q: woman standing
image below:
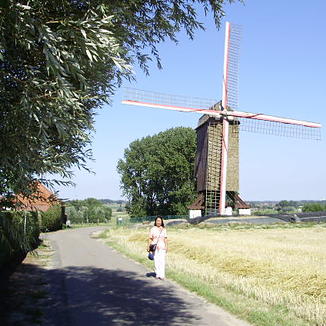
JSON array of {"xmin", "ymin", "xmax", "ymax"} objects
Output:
[{"xmin": 148, "ymin": 216, "xmax": 168, "ymax": 280}]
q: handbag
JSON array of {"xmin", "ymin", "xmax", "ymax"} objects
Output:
[
  {"xmin": 147, "ymin": 229, "xmax": 163, "ymax": 260},
  {"xmin": 149, "ymin": 244, "xmax": 157, "ymax": 252}
]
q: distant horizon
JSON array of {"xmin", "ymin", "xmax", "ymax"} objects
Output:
[{"xmin": 61, "ymin": 197, "xmax": 326, "ymax": 203}]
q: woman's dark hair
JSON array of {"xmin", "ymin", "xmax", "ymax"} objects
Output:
[{"xmin": 154, "ymin": 216, "xmax": 164, "ymax": 227}]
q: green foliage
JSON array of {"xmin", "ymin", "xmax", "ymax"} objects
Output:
[
  {"xmin": 65, "ymin": 206, "xmax": 79, "ymax": 222},
  {"xmin": 302, "ymin": 203, "xmax": 326, "ymax": 212},
  {"xmin": 251, "ymin": 200, "xmax": 326, "ymax": 214},
  {"xmin": 40, "ymin": 205, "xmax": 62, "ymax": 232},
  {"xmin": 0, "ymin": 0, "xmax": 240, "ymax": 200},
  {"xmin": 66, "ymin": 198, "xmax": 112, "ymax": 223},
  {"xmin": 277, "ymin": 200, "xmax": 298, "ymax": 208},
  {"xmin": 254, "ymin": 208, "xmax": 278, "ymax": 216},
  {"xmin": 0, "ymin": 211, "xmax": 40, "ymax": 269},
  {"xmin": 266, "ymin": 200, "xmax": 298, "ymax": 214},
  {"xmin": 99, "ymin": 199, "xmax": 126, "ymax": 205},
  {"xmin": 83, "ymin": 198, "xmax": 103, "ymax": 208},
  {"xmin": 0, "ymin": 1, "xmax": 129, "ymax": 197},
  {"xmin": 117, "ymin": 127, "xmax": 197, "ymax": 217}
]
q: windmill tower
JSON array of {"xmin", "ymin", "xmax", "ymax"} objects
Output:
[
  {"xmin": 122, "ymin": 22, "xmax": 322, "ymax": 217},
  {"xmin": 190, "ymin": 112, "xmax": 243, "ymax": 216}
]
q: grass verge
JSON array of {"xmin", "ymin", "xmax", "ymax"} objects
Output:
[{"xmin": 1, "ymin": 239, "xmax": 54, "ymax": 325}]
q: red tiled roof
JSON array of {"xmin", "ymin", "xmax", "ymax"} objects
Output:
[{"xmin": 16, "ymin": 182, "xmax": 59, "ymax": 212}]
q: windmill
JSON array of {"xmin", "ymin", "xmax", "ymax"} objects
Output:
[{"xmin": 122, "ymin": 22, "xmax": 322, "ymax": 217}]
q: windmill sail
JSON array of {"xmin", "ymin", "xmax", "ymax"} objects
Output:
[
  {"xmin": 219, "ymin": 22, "xmax": 241, "ymax": 215},
  {"xmin": 122, "ymin": 88, "xmax": 322, "ymax": 140},
  {"xmin": 222, "ymin": 22, "xmax": 241, "ymax": 110}
]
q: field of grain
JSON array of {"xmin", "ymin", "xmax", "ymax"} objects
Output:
[{"xmin": 100, "ymin": 223, "xmax": 326, "ymax": 326}]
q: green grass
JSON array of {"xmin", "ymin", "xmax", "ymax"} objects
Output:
[{"xmin": 167, "ymin": 271, "xmax": 308, "ymax": 326}]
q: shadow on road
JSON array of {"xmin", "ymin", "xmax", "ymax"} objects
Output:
[{"xmin": 3, "ymin": 264, "xmax": 200, "ymax": 326}]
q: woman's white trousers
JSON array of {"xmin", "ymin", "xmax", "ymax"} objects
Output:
[{"xmin": 154, "ymin": 249, "xmax": 166, "ymax": 279}]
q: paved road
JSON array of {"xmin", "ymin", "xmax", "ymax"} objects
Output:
[{"xmin": 43, "ymin": 227, "xmax": 251, "ymax": 326}]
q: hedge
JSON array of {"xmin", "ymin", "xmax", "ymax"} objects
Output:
[
  {"xmin": 0, "ymin": 210, "xmax": 40, "ymax": 270},
  {"xmin": 39, "ymin": 204, "xmax": 63, "ymax": 232}
]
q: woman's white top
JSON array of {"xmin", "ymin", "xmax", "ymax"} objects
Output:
[{"xmin": 149, "ymin": 226, "xmax": 167, "ymax": 250}]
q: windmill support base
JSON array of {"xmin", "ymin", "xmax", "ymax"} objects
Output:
[
  {"xmin": 188, "ymin": 191, "xmax": 250, "ymax": 217},
  {"xmin": 189, "ymin": 209, "xmax": 202, "ymax": 219},
  {"xmin": 239, "ymin": 208, "xmax": 251, "ymax": 216}
]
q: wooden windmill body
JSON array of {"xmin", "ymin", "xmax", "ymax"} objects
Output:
[
  {"xmin": 122, "ymin": 22, "xmax": 321, "ymax": 217},
  {"xmin": 189, "ymin": 113, "xmax": 248, "ymax": 216}
]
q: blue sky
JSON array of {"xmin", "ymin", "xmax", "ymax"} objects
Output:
[{"xmin": 56, "ymin": 0, "xmax": 326, "ymax": 202}]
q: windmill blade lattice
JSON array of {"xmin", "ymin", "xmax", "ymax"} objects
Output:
[
  {"xmin": 238, "ymin": 118, "xmax": 321, "ymax": 140},
  {"xmin": 122, "ymin": 88, "xmax": 321, "ymax": 140},
  {"xmin": 123, "ymin": 87, "xmax": 217, "ymax": 110},
  {"xmin": 223, "ymin": 23, "xmax": 241, "ymax": 110}
]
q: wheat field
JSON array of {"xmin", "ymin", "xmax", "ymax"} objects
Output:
[{"xmin": 101, "ymin": 223, "xmax": 326, "ymax": 326}]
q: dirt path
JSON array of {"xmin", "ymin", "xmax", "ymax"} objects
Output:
[{"xmin": 40, "ymin": 226, "xmax": 251, "ymax": 326}]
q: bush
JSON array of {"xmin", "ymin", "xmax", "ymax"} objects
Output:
[
  {"xmin": 66, "ymin": 199, "xmax": 112, "ymax": 224},
  {"xmin": 302, "ymin": 203, "xmax": 326, "ymax": 212},
  {"xmin": 0, "ymin": 211, "xmax": 40, "ymax": 270},
  {"xmin": 85, "ymin": 206, "xmax": 112, "ymax": 223},
  {"xmin": 40, "ymin": 205, "xmax": 62, "ymax": 232}
]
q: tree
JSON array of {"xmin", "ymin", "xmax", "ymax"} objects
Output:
[
  {"xmin": 66, "ymin": 197, "xmax": 112, "ymax": 223},
  {"xmin": 86, "ymin": 206, "xmax": 112, "ymax": 223},
  {"xmin": 0, "ymin": 1, "xmax": 131, "ymax": 200},
  {"xmin": 0, "ymin": 0, "xmax": 240, "ymax": 201},
  {"xmin": 276, "ymin": 200, "xmax": 299, "ymax": 213},
  {"xmin": 83, "ymin": 198, "xmax": 103, "ymax": 209},
  {"xmin": 117, "ymin": 127, "xmax": 197, "ymax": 217},
  {"xmin": 302, "ymin": 203, "xmax": 326, "ymax": 213}
]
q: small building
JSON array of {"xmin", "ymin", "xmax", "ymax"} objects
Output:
[{"xmin": 16, "ymin": 182, "xmax": 60, "ymax": 212}]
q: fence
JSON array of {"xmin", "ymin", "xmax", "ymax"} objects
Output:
[{"xmin": 128, "ymin": 215, "xmax": 188, "ymax": 224}]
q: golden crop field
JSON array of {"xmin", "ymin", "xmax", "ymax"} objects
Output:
[{"xmin": 100, "ymin": 223, "xmax": 326, "ymax": 326}]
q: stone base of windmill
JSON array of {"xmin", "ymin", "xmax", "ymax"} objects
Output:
[
  {"xmin": 224, "ymin": 207, "xmax": 233, "ymax": 216},
  {"xmin": 239, "ymin": 208, "xmax": 251, "ymax": 216},
  {"xmin": 189, "ymin": 209, "xmax": 202, "ymax": 219}
]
